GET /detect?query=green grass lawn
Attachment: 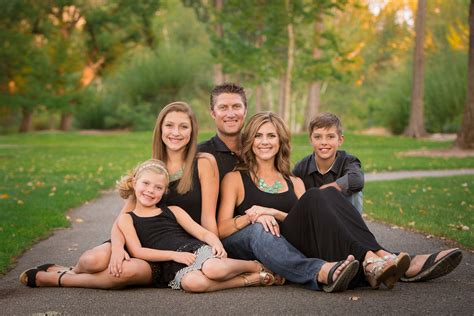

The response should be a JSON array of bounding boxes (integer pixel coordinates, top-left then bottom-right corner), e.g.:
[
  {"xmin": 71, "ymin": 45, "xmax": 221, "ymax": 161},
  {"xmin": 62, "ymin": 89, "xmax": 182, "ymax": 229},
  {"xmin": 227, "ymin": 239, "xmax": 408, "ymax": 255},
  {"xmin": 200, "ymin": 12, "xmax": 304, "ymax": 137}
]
[
  {"xmin": 292, "ymin": 132, "xmax": 474, "ymax": 171},
  {"xmin": 0, "ymin": 131, "xmax": 473, "ymax": 274},
  {"xmin": 364, "ymin": 176, "xmax": 473, "ymax": 248}
]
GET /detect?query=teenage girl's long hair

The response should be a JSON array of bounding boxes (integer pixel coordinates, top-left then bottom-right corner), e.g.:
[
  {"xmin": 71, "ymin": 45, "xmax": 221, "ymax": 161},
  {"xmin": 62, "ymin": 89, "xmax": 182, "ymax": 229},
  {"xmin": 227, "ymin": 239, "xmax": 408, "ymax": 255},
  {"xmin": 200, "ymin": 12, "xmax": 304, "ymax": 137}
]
[{"xmin": 152, "ymin": 102, "xmax": 199, "ymax": 194}]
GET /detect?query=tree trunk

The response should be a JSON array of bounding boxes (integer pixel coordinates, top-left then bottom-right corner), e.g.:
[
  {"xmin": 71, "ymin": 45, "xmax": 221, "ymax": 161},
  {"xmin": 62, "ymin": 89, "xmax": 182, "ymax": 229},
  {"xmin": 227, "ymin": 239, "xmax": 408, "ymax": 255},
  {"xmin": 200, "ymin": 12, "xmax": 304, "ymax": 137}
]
[
  {"xmin": 305, "ymin": 20, "xmax": 324, "ymax": 129},
  {"xmin": 455, "ymin": 0, "xmax": 474, "ymax": 149},
  {"xmin": 266, "ymin": 82, "xmax": 275, "ymax": 112},
  {"xmin": 405, "ymin": 0, "xmax": 427, "ymax": 138},
  {"xmin": 19, "ymin": 107, "xmax": 33, "ymax": 133},
  {"xmin": 306, "ymin": 82, "xmax": 322, "ymax": 125},
  {"xmin": 60, "ymin": 112, "xmax": 73, "ymax": 131},
  {"xmin": 213, "ymin": 0, "xmax": 224, "ymax": 85},
  {"xmin": 278, "ymin": 75, "xmax": 286, "ymax": 118},
  {"xmin": 255, "ymin": 85, "xmax": 263, "ymax": 112},
  {"xmin": 281, "ymin": 0, "xmax": 294, "ymax": 123}
]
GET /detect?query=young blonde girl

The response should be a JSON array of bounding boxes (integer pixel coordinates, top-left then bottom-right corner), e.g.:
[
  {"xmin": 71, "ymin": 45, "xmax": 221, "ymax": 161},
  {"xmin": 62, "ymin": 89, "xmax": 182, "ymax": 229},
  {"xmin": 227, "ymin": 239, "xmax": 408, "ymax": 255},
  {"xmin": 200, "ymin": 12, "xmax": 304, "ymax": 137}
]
[{"xmin": 20, "ymin": 159, "xmax": 275, "ymax": 291}]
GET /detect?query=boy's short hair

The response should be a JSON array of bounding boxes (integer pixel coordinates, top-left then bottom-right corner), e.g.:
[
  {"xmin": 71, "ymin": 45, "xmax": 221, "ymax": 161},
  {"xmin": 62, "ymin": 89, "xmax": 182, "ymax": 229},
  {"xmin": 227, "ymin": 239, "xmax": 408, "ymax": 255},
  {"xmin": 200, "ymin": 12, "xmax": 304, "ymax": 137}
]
[
  {"xmin": 210, "ymin": 82, "xmax": 247, "ymax": 110},
  {"xmin": 308, "ymin": 112, "xmax": 343, "ymax": 136}
]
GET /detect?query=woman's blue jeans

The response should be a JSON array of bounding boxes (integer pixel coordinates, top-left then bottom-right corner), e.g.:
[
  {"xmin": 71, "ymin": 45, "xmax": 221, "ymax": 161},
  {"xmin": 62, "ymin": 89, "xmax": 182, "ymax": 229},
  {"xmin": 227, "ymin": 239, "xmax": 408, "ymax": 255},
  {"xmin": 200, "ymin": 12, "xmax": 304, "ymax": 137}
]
[{"xmin": 222, "ymin": 224, "xmax": 325, "ymax": 290}]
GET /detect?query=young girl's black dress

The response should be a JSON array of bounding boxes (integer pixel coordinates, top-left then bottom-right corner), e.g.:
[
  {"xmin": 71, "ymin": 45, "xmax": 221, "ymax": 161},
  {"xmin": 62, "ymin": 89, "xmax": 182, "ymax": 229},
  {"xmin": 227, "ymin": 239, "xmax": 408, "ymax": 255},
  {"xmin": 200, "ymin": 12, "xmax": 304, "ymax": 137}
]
[
  {"xmin": 129, "ymin": 206, "xmax": 206, "ymax": 288},
  {"xmin": 235, "ymin": 171, "xmax": 382, "ymax": 270}
]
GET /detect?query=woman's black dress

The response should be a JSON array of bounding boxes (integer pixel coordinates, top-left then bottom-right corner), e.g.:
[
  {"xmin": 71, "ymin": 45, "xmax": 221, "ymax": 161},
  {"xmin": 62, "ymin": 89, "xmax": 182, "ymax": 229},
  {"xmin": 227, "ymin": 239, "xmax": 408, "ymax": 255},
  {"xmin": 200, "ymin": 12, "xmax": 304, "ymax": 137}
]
[{"xmin": 234, "ymin": 171, "xmax": 382, "ymax": 264}]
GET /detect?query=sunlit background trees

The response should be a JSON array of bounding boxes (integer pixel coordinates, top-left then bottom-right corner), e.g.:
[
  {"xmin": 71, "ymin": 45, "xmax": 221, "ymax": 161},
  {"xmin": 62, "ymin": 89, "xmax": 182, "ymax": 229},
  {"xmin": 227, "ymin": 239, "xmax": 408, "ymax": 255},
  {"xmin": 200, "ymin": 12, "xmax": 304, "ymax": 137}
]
[{"xmin": 1, "ymin": 0, "xmax": 472, "ymax": 147}]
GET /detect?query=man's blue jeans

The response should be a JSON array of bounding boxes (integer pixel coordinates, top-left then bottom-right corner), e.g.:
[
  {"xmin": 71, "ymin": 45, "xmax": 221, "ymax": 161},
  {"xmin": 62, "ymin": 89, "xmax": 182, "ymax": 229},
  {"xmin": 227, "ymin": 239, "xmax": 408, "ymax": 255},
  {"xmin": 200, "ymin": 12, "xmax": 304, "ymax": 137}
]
[{"xmin": 222, "ymin": 224, "xmax": 325, "ymax": 290}]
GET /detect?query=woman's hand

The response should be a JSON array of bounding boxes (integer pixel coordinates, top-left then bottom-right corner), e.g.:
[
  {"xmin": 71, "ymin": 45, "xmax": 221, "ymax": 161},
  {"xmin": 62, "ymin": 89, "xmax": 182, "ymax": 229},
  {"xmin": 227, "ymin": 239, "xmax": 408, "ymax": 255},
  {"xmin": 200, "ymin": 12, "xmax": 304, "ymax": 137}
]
[
  {"xmin": 212, "ymin": 243, "xmax": 228, "ymax": 258},
  {"xmin": 255, "ymin": 214, "xmax": 280, "ymax": 237},
  {"xmin": 245, "ymin": 205, "xmax": 272, "ymax": 223},
  {"xmin": 109, "ymin": 247, "xmax": 130, "ymax": 277},
  {"xmin": 172, "ymin": 252, "xmax": 197, "ymax": 266}
]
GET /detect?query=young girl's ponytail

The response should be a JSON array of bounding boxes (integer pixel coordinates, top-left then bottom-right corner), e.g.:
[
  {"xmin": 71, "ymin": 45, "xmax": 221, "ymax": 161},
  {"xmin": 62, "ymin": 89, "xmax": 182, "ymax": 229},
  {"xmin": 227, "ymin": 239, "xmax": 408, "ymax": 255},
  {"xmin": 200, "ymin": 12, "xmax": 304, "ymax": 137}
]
[
  {"xmin": 116, "ymin": 159, "xmax": 169, "ymax": 200},
  {"xmin": 117, "ymin": 171, "xmax": 135, "ymax": 199}
]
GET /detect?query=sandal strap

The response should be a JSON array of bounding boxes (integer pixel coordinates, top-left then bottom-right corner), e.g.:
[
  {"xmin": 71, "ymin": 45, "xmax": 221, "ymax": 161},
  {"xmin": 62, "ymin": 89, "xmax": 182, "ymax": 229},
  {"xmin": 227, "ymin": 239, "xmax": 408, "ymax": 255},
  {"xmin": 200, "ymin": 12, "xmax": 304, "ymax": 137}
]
[
  {"xmin": 327, "ymin": 260, "xmax": 345, "ymax": 285},
  {"xmin": 25, "ymin": 269, "xmax": 39, "ymax": 287},
  {"xmin": 36, "ymin": 263, "xmax": 55, "ymax": 272},
  {"xmin": 58, "ymin": 271, "xmax": 67, "ymax": 287},
  {"xmin": 421, "ymin": 251, "xmax": 440, "ymax": 272},
  {"xmin": 381, "ymin": 254, "xmax": 397, "ymax": 262},
  {"xmin": 363, "ymin": 256, "xmax": 385, "ymax": 268},
  {"xmin": 363, "ymin": 257, "xmax": 387, "ymax": 274}
]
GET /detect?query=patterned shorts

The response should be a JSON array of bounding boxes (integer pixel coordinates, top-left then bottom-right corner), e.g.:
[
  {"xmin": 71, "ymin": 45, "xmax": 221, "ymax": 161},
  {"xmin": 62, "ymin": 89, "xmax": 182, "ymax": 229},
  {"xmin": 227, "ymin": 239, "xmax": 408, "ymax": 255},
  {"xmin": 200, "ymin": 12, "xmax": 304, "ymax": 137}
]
[{"xmin": 168, "ymin": 245, "xmax": 217, "ymax": 290}]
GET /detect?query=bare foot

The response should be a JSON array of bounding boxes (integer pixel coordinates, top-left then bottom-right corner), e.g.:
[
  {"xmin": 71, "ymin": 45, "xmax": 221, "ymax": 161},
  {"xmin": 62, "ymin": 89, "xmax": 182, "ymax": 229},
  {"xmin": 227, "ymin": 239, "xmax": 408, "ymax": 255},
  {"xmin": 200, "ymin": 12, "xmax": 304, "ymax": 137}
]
[
  {"xmin": 45, "ymin": 264, "xmax": 75, "ymax": 274},
  {"xmin": 33, "ymin": 271, "xmax": 69, "ymax": 287},
  {"xmin": 404, "ymin": 248, "xmax": 458, "ymax": 278},
  {"xmin": 317, "ymin": 255, "xmax": 355, "ymax": 284}
]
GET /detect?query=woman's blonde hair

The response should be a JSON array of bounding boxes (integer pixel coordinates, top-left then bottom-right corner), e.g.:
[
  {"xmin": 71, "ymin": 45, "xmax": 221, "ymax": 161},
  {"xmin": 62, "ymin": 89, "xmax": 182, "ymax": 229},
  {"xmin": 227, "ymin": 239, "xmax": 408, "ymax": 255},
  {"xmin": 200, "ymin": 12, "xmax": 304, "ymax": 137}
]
[
  {"xmin": 152, "ymin": 101, "xmax": 199, "ymax": 194},
  {"xmin": 237, "ymin": 111, "xmax": 291, "ymax": 180},
  {"xmin": 117, "ymin": 159, "xmax": 169, "ymax": 200}
]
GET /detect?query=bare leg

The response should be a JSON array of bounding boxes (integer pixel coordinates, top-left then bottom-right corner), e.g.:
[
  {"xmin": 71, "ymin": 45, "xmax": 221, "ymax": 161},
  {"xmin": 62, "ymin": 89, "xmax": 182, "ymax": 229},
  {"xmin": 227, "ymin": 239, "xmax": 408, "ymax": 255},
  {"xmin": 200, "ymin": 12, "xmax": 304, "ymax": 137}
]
[
  {"xmin": 181, "ymin": 270, "xmax": 267, "ymax": 293},
  {"xmin": 200, "ymin": 258, "xmax": 261, "ymax": 281},
  {"xmin": 73, "ymin": 242, "xmax": 112, "ymax": 274},
  {"xmin": 33, "ymin": 259, "xmax": 152, "ymax": 289}
]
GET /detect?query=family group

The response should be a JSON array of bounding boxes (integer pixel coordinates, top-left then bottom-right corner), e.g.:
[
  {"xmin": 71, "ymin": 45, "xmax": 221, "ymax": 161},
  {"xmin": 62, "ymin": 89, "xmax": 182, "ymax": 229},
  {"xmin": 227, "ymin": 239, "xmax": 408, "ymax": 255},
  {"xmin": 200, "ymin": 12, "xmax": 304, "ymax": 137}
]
[{"xmin": 20, "ymin": 83, "xmax": 462, "ymax": 293}]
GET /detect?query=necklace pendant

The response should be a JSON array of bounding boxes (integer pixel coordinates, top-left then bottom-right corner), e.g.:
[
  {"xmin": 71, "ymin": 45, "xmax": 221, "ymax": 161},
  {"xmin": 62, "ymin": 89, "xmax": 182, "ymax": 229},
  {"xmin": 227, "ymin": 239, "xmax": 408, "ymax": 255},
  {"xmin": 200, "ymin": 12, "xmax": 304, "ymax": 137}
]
[
  {"xmin": 169, "ymin": 168, "xmax": 184, "ymax": 182},
  {"xmin": 258, "ymin": 178, "xmax": 283, "ymax": 194}
]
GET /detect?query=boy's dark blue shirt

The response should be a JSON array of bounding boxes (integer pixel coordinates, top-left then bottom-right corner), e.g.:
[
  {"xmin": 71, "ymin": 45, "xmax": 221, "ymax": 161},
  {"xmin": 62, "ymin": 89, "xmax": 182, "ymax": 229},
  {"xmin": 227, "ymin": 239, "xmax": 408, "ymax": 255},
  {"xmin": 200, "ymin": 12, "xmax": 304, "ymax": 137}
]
[{"xmin": 292, "ymin": 150, "xmax": 364, "ymax": 195}]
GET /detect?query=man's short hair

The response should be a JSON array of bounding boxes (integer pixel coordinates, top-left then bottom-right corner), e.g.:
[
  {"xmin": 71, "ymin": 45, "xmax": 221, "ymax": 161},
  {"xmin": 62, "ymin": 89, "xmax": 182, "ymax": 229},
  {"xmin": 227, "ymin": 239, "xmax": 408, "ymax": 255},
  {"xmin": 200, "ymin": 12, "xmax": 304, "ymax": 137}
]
[
  {"xmin": 210, "ymin": 82, "xmax": 247, "ymax": 110},
  {"xmin": 308, "ymin": 112, "xmax": 343, "ymax": 135}
]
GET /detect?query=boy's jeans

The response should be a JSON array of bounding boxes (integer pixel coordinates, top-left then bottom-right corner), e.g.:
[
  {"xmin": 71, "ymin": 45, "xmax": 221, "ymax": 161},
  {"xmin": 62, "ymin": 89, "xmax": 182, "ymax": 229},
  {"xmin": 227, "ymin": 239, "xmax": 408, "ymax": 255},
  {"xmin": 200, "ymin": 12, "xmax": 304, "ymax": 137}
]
[{"xmin": 222, "ymin": 224, "xmax": 325, "ymax": 290}]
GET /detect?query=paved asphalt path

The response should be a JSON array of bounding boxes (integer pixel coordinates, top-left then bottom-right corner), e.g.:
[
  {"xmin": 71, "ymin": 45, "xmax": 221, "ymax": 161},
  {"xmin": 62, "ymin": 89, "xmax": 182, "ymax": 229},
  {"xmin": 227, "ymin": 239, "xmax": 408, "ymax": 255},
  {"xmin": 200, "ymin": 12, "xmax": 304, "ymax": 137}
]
[{"xmin": 1, "ymin": 170, "xmax": 473, "ymax": 315}]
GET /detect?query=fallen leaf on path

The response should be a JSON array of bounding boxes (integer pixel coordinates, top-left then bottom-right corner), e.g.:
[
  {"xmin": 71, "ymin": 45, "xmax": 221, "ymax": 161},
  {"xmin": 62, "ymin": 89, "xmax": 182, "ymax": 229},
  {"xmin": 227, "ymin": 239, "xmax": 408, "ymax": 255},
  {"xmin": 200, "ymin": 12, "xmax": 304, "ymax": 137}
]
[
  {"xmin": 349, "ymin": 296, "xmax": 360, "ymax": 301},
  {"xmin": 75, "ymin": 218, "xmax": 84, "ymax": 223}
]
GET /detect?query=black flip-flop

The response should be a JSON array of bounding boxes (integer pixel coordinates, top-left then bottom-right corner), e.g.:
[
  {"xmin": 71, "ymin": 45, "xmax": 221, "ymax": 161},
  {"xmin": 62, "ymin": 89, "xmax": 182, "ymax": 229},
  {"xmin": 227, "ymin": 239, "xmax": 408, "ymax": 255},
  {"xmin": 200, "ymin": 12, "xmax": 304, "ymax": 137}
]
[
  {"xmin": 400, "ymin": 249, "xmax": 463, "ymax": 282},
  {"xmin": 322, "ymin": 259, "xmax": 359, "ymax": 293}
]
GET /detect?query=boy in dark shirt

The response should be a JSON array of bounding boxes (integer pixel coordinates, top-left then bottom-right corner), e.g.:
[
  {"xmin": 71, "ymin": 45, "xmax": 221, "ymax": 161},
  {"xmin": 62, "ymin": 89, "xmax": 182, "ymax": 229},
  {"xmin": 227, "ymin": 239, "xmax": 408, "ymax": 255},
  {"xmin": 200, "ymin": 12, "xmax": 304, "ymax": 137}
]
[{"xmin": 293, "ymin": 112, "xmax": 364, "ymax": 213}]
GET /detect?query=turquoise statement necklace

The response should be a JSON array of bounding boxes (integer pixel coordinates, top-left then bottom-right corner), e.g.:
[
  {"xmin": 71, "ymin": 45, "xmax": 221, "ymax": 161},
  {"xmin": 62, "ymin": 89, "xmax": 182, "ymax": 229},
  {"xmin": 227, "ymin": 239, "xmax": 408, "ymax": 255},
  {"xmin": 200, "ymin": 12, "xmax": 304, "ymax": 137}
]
[{"xmin": 258, "ymin": 178, "xmax": 283, "ymax": 193}]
